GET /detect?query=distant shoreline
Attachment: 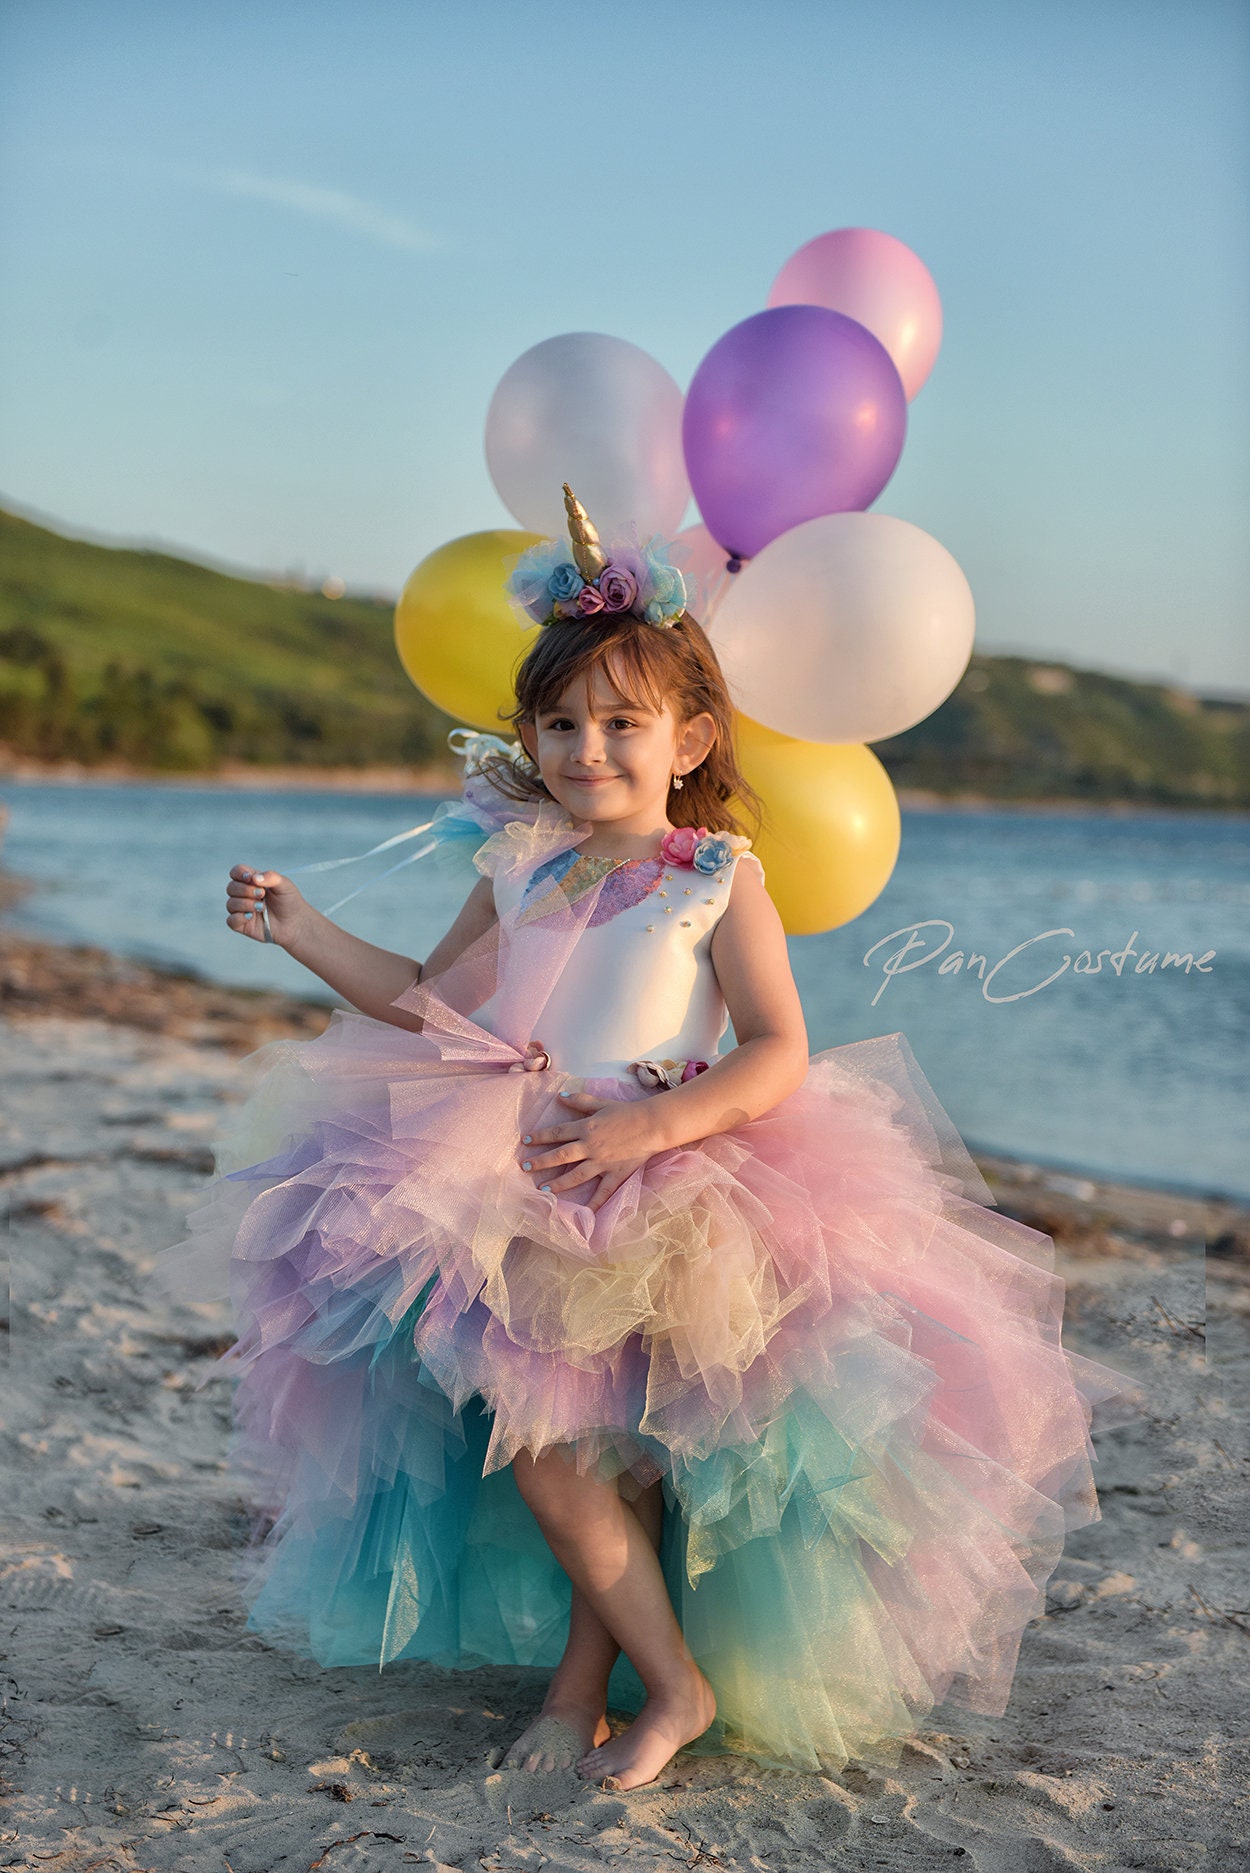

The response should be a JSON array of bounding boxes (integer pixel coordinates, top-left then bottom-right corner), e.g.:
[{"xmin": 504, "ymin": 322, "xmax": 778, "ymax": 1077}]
[
  {"xmin": 0, "ymin": 756, "xmax": 462, "ymax": 793},
  {"xmin": 0, "ymin": 756, "xmax": 1246, "ymax": 817}
]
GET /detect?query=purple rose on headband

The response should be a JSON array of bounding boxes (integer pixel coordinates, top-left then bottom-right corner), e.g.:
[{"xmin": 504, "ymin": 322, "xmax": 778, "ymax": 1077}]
[
  {"xmin": 577, "ymin": 583, "xmax": 606, "ymax": 616},
  {"xmin": 548, "ymin": 561, "xmax": 585, "ymax": 604},
  {"xmin": 598, "ymin": 564, "xmax": 639, "ymax": 613}
]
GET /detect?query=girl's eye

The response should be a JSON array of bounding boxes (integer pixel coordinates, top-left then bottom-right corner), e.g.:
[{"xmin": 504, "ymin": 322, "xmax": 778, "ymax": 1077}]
[{"xmin": 537, "ymin": 710, "xmax": 643, "ymax": 730}]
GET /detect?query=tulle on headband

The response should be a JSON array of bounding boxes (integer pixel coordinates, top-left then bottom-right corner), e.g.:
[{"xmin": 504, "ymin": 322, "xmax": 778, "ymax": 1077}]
[{"xmin": 504, "ymin": 527, "xmax": 695, "ymax": 630}]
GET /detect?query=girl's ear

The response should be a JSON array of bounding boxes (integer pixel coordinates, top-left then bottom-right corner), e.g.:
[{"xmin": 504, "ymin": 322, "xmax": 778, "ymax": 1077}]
[
  {"xmin": 676, "ymin": 710, "xmax": 717, "ymax": 775},
  {"xmin": 517, "ymin": 720, "xmax": 538, "ymax": 763}
]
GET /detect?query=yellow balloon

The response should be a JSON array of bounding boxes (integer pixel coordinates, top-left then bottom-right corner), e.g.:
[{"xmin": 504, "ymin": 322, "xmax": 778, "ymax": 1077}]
[
  {"xmin": 395, "ymin": 529, "xmax": 544, "ymax": 730},
  {"xmin": 735, "ymin": 713, "xmax": 901, "ymax": 935}
]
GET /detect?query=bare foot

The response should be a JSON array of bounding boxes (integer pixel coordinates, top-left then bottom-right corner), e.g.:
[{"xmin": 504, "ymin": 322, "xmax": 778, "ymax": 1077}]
[
  {"xmin": 576, "ymin": 1668, "xmax": 716, "ymax": 1791},
  {"xmin": 502, "ymin": 1704, "xmax": 612, "ymax": 1773}
]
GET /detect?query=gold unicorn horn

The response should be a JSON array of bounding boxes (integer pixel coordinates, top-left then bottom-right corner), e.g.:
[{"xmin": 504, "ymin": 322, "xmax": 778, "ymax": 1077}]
[{"xmin": 563, "ymin": 482, "xmax": 608, "ymax": 581}]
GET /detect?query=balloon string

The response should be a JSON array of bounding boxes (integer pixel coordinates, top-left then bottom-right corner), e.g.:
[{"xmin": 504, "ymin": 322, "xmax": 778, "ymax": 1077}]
[
  {"xmin": 267, "ymin": 731, "xmax": 517, "ymax": 918},
  {"xmin": 285, "ymin": 816, "xmax": 441, "ymax": 876},
  {"xmin": 322, "ymin": 837, "xmax": 441, "ymax": 916}
]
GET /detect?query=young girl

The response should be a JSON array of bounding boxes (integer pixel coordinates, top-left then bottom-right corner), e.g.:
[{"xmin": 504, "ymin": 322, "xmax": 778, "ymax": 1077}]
[{"xmin": 160, "ymin": 495, "xmax": 1141, "ymax": 1791}]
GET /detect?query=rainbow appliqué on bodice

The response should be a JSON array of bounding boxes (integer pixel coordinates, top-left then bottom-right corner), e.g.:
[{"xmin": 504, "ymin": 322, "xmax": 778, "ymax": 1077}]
[{"xmin": 517, "ymin": 851, "xmax": 667, "ymax": 928}]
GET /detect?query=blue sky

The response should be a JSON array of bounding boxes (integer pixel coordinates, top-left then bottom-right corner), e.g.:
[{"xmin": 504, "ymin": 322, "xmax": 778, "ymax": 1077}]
[{"xmin": 1, "ymin": 0, "xmax": 1247, "ymax": 692}]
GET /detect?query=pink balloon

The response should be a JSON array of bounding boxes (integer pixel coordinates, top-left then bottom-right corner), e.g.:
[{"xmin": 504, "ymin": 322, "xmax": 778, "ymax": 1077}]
[
  {"xmin": 673, "ymin": 523, "xmax": 740, "ymax": 624},
  {"xmin": 768, "ymin": 228, "xmax": 942, "ymax": 401}
]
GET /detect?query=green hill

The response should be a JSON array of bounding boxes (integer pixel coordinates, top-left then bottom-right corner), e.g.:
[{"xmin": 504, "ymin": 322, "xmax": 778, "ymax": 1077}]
[
  {"xmin": 874, "ymin": 655, "xmax": 1250, "ymax": 807},
  {"xmin": 0, "ymin": 506, "xmax": 456, "ymax": 769},
  {"xmin": 1, "ymin": 504, "xmax": 1247, "ymax": 806}
]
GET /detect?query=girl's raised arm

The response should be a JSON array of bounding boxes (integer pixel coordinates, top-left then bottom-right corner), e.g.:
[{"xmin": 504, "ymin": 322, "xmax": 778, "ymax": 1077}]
[{"xmin": 226, "ymin": 865, "xmax": 498, "ymax": 1032}]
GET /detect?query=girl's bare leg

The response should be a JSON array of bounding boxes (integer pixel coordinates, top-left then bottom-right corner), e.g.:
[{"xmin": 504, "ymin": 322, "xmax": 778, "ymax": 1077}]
[
  {"xmin": 509, "ymin": 1449, "xmax": 715, "ymax": 1790},
  {"xmin": 503, "ymin": 1474, "xmax": 664, "ymax": 1772}
]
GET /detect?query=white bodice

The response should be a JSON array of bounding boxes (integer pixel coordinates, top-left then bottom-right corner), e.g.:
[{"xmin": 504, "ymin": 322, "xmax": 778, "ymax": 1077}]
[{"xmin": 473, "ymin": 846, "xmax": 760, "ymax": 1081}]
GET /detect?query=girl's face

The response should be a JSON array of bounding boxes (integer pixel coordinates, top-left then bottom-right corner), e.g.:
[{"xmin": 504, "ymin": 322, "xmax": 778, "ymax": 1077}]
[{"xmin": 520, "ymin": 663, "xmax": 715, "ymax": 838}]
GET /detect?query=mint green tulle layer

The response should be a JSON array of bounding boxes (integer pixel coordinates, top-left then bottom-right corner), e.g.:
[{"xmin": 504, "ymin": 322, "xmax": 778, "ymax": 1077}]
[
  {"xmin": 239, "ymin": 1379, "xmax": 933, "ymax": 1774},
  {"xmin": 226, "ymin": 1295, "xmax": 1110, "ymax": 1777}
]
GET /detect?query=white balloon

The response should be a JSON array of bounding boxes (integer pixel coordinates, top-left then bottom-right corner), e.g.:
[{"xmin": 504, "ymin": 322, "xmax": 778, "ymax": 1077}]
[
  {"xmin": 709, "ymin": 512, "xmax": 975, "ymax": 744},
  {"xmin": 484, "ymin": 332, "xmax": 690, "ymax": 539}
]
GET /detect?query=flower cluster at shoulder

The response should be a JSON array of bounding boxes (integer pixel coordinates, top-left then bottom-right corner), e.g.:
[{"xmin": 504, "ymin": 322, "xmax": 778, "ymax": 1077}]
[{"xmin": 659, "ymin": 826, "xmax": 751, "ymax": 874}]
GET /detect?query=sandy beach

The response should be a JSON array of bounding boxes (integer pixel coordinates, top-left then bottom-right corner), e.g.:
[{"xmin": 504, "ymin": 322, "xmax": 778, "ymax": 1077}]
[{"xmin": 3, "ymin": 928, "xmax": 1247, "ymax": 1872}]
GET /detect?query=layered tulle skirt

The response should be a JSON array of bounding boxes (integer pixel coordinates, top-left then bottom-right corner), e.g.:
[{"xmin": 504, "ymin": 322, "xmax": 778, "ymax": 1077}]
[{"xmin": 157, "ymin": 1010, "xmax": 1144, "ymax": 1774}]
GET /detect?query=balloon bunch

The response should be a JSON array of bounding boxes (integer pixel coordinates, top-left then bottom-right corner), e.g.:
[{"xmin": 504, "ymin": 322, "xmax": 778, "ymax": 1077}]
[{"xmin": 394, "ymin": 226, "xmax": 974, "ymax": 935}]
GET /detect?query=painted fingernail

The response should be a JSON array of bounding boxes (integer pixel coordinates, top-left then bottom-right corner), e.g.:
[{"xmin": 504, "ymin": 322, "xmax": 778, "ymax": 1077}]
[
  {"xmin": 521, "ymin": 1161, "xmax": 532, "ymax": 1171},
  {"xmin": 522, "ymin": 1135, "xmax": 532, "ymax": 1144},
  {"xmin": 539, "ymin": 1183, "xmax": 551, "ymax": 1192}
]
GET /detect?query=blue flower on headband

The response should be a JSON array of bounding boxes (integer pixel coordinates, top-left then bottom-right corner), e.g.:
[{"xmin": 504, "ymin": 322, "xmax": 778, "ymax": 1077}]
[
  {"xmin": 548, "ymin": 562, "xmax": 584, "ymax": 603},
  {"xmin": 644, "ymin": 555, "xmax": 686, "ymax": 613}
]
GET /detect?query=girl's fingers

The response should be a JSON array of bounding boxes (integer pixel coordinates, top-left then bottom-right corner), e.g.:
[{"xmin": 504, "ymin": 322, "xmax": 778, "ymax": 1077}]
[
  {"xmin": 521, "ymin": 1142, "xmax": 587, "ymax": 1174},
  {"xmin": 557, "ymin": 1091, "xmax": 604, "ymax": 1112},
  {"xmin": 587, "ymin": 1170, "xmax": 630, "ymax": 1211},
  {"xmin": 522, "ymin": 1121, "xmax": 584, "ymax": 1147},
  {"xmin": 230, "ymin": 866, "xmax": 284, "ymax": 893},
  {"xmin": 540, "ymin": 1163, "xmax": 600, "ymax": 1195}
]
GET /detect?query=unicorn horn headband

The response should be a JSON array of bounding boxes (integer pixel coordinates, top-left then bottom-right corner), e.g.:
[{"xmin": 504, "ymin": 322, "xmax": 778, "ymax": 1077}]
[
  {"xmin": 504, "ymin": 484, "xmax": 689, "ymax": 629},
  {"xmin": 563, "ymin": 483, "xmax": 608, "ymax": 581}
]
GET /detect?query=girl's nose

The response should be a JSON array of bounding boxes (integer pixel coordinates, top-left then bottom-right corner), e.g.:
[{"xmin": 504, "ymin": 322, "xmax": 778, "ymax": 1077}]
[{"xmin": 570, "ymin": 725, "xmax": 606, "ymax": 764}]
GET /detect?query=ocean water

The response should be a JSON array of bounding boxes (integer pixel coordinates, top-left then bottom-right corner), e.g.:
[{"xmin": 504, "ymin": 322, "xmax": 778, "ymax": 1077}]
[{"xmin": 2, "ymin": 780, "xmax": 1247, "ymax": 1200}]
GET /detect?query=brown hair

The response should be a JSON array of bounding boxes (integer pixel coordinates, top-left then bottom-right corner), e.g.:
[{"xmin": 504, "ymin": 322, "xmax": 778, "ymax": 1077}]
[{"xmin": 484, "ymin": 610, "xmax": 761, "ymax": 838}]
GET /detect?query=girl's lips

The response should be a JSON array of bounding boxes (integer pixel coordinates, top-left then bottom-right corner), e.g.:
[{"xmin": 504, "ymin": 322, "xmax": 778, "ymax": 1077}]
[{"xmin": 564, "ymin": 774, "xmax": 620, "ymax": 785}]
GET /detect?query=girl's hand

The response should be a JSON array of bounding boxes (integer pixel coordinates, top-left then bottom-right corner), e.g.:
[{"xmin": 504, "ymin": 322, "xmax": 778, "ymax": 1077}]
[
  {"xmin": 519, "ymin": 1090, "xmax": 668, "ymax": 1210},
  {"xmin": 226, "ymin": 864, "xmax": 307, "ymax": 947}
]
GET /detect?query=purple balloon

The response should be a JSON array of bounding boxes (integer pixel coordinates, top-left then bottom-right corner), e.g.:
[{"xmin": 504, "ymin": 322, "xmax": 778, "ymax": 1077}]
[{"xmin": 682, "ymin": 305, "xmax": 907, "ymax": 560}]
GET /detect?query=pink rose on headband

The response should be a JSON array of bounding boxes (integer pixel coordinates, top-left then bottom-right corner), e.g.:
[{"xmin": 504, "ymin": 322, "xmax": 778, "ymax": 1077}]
[
  {"xmin": 577, "ymin": 583, "xmax": 606, "ymax": 616},
  {"xmin": 598, "ymin": 564, "xmax": 639, "ymax": 613},
  {"xmin": 660, "ymin": 825, "xmax": 710, "ymax": 866}
]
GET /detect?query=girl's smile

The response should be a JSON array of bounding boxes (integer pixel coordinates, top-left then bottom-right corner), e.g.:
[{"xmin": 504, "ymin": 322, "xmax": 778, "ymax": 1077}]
[{"xmin": 519, "ymin": 664, "xmax": 716, "ymax": 858}]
